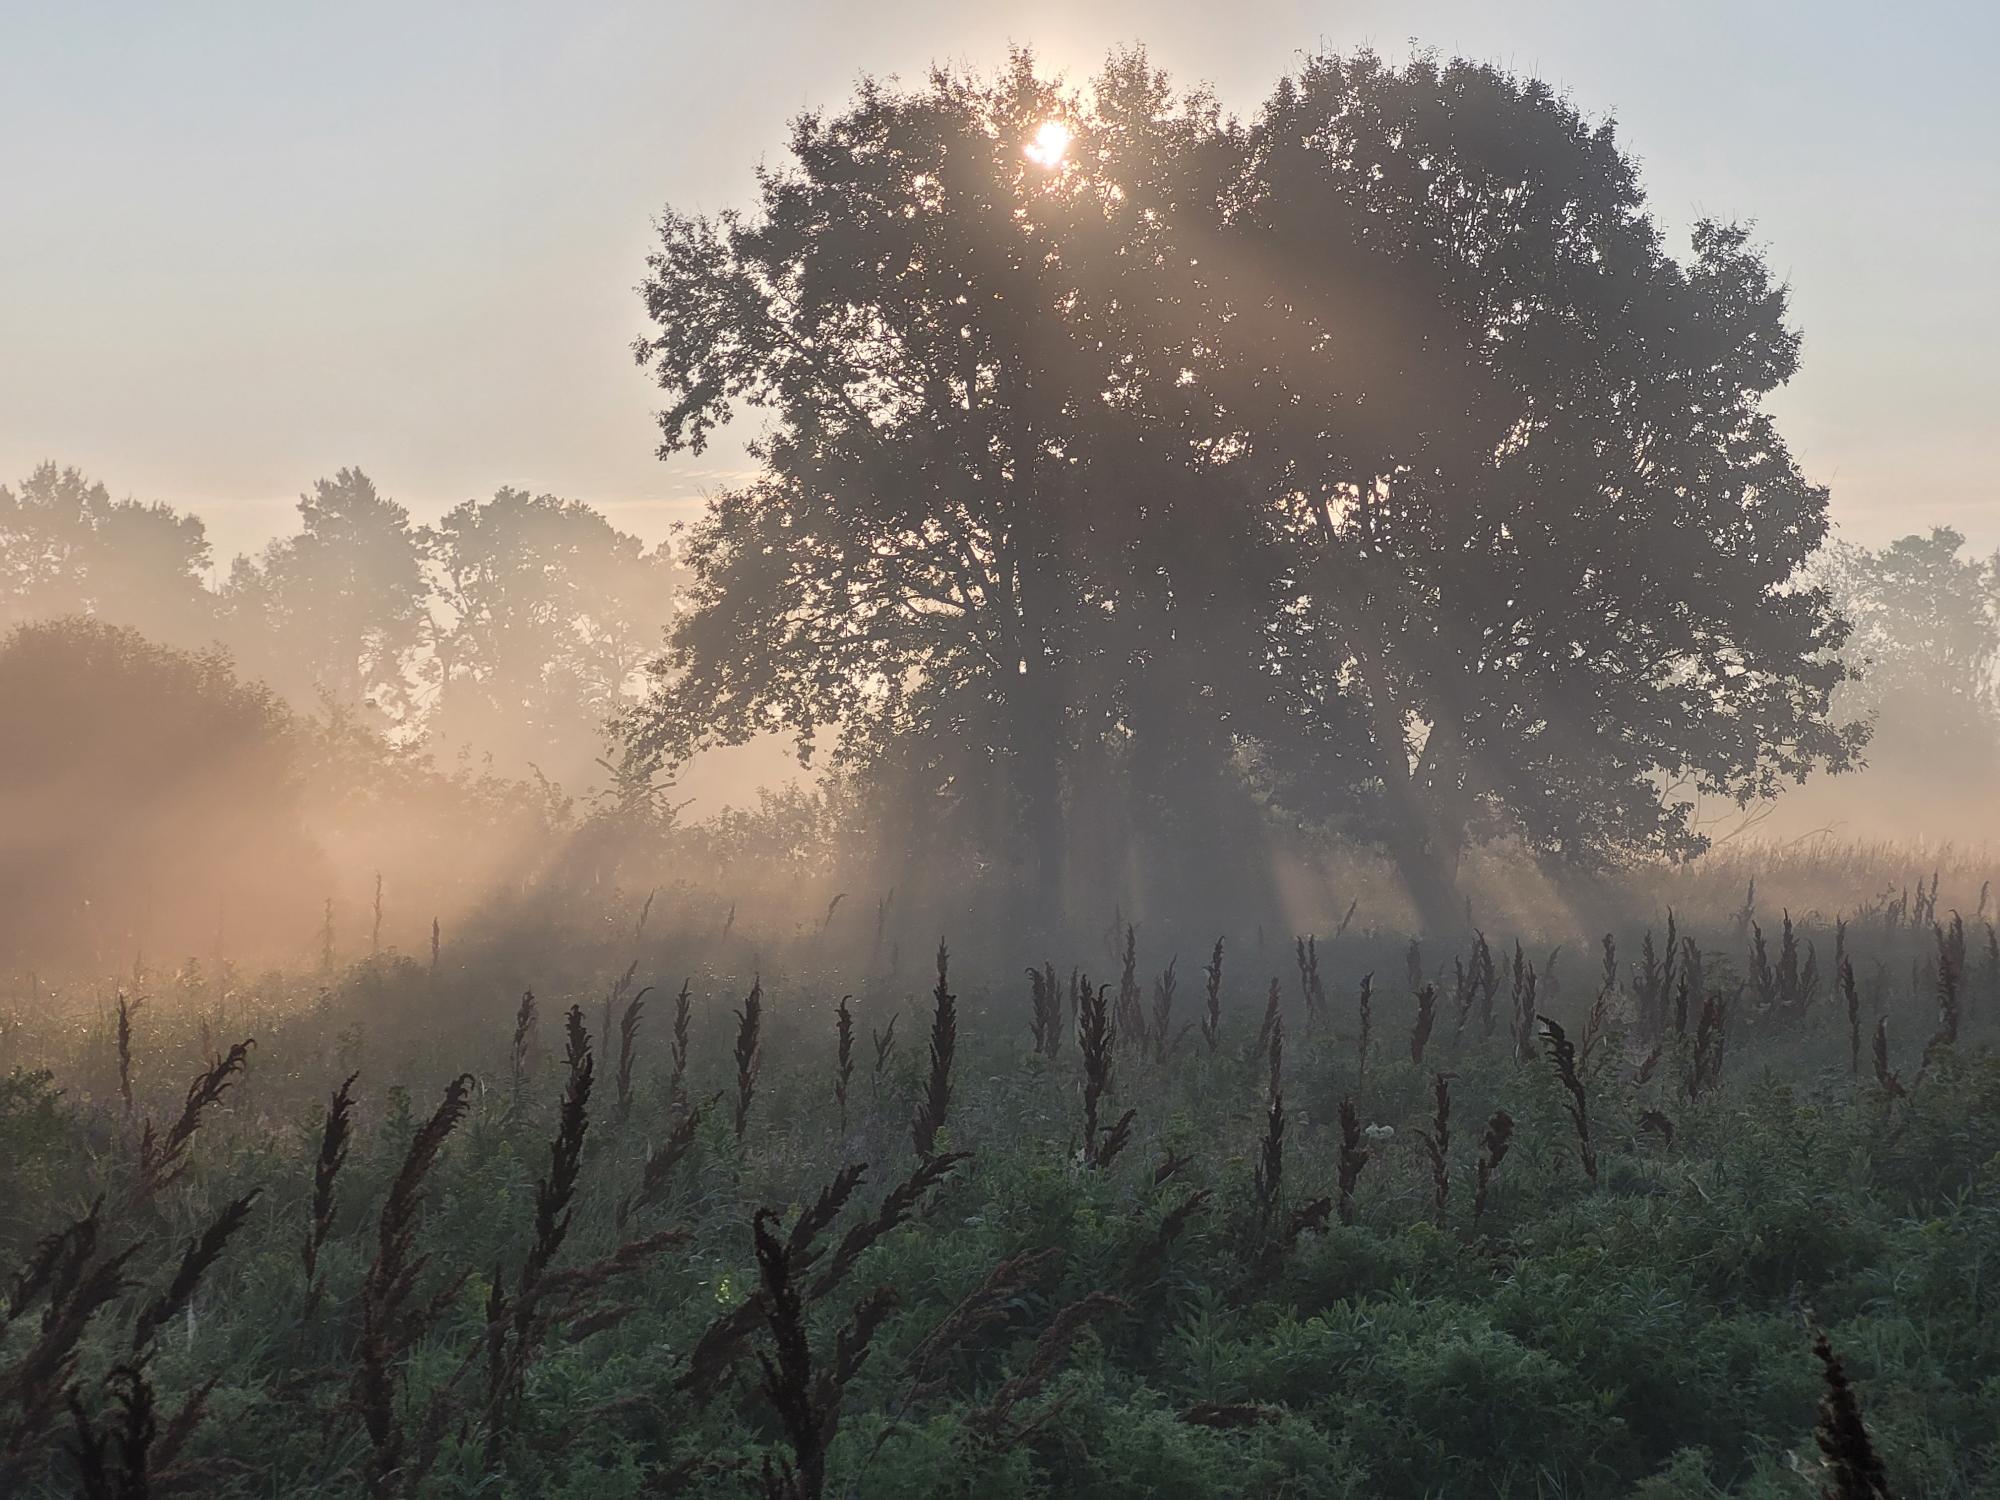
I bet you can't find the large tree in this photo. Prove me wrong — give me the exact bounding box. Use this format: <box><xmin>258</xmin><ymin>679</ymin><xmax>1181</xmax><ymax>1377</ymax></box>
<box><xmin>628</xmin><ymin>53</ymin><xmax>1269</xmax><ymax>916</ymax></box>
<box><xmin>628</xmin><ymin>49</ymin><xmax>1862</xmax><ymax>928</ymax></box>
<box><xmin>1221</xmin><ymin>54</ymin><xmax>1864</xmax><ymax>927</ymax></box>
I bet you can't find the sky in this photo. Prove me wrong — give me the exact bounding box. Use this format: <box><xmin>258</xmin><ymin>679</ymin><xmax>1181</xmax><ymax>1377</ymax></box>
<box><xmin>3</xmin><ymin>0</ymin><xmax>1996</xmax><ymax>567</ymax></box>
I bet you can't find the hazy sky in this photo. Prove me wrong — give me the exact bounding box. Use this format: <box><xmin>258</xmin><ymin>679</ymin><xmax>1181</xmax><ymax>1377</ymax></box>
<box><xmin>4</xmin><ymin>0</ymin><xmax>1995</xmax><ymax>566</ymax></box>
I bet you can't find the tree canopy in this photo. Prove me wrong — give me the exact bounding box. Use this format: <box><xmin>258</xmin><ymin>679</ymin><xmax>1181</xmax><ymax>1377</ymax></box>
<box><xmin>1822</xmin><ymin>528</ymin><xmax>1999</xmax><ymax>732</ymax></box>
<box><xmin>223</xmin><ymin>467</ymin><xmax>429</xmax><ymax>724</ymax></box>
<box><xmin>0</xmin><ymin>462</ymin><xmax>214</xmax><ymax>647</ymax></box>
<box><xmin>424</xmin><ymin>486</ymin><xmax>682</xmax><ymax>787</ymax></box>
<box><xmin>628</xmin><ymin>48</ymin><xmax>1862</xmax><ymax>929</ymax></box>
<box><xmin>1225</xmin><ymin>55</ymin><xmax>1864</xmax><ymax>925</ymax></box>
<box><xmin>0</xmin><ymin>459</ymin><xmax>683</xmax><ymax>805</ymax></box>
<box><xmin>629</xmin><ymin>53</ymin><xmax>1264</xmax><ymax>913</ymax></box>
<box><xmin>1808</xmin><ymin>527</ymin><xmax>2000</xmax><ymax>803</ymax></box>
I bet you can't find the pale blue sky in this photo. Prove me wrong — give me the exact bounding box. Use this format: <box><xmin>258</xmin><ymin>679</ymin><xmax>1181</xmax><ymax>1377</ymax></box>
<box><xmin>3</xmin><ymin>0</ymin><xmax>1995</xmax><ymax>564</ymax></box>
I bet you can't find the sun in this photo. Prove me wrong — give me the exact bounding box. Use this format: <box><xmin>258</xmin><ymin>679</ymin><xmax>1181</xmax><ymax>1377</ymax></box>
<box><xmin>1023</xmin><ymin>119</ymin><xmax>1071</xmax><ymax>168</ymax></box>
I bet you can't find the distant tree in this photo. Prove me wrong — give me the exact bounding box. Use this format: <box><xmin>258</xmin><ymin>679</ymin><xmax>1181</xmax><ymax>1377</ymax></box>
<box><xmin>0</xmin><ymin>462</ymin><xmax>215</xmax><ymax>645</ymax></box>
<box><xmin>1820</xmin><ymin>529</ymin><xmax>1999</xmax><ymax>729</ymax></box>
<box><xmin>423</xmin><ymin>488</ymin><xmax>681</xmax><ymax>786</ymax></box>
<box><xmin>1811</xmin><ymin>528</ymin><xmax>2000</xmax><ymax>793</ymax></box>
<box><xmin>223</xmin><ymin>467</ymin><xmax>426</xmax><ymax>723</ymax></box>
<box><xmin>628</xmin><ymin>48</ymin><xmax>1864</xmax><ymax>929</ymax></box>
<box><xmin>0</xmin><ymin>618</ymin><xmax>324</xmax><ymax>970</ymax></box>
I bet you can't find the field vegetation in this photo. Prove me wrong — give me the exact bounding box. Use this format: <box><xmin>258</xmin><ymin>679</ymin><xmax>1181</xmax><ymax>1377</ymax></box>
<box><xmin>3</xmin><ymin>873</ymin><xmax>1996</xmax><ymax>1497</ymax></box>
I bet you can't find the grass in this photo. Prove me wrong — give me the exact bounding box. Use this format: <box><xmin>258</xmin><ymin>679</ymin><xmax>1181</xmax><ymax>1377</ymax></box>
<box><xmin>1</xmin><ymin>878</ymin><xmax>1998</xmax><ymax>1496</ymax></box>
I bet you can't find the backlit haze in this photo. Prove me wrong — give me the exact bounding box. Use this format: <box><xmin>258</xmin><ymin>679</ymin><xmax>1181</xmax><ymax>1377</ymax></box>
<box><xmin>4</xmin><ymin>0</ymin><xmax>1996</xmax><ymax>565</ymax></box>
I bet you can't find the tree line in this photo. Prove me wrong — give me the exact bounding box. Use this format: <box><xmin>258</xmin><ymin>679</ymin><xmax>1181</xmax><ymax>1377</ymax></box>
<box><xmin>0</xmin><ymin>462</ymin><xmax>682</xmax><ymax>791</ymax></box>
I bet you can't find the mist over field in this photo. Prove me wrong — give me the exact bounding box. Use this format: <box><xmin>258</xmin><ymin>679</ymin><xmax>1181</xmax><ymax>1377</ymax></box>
<box><xmin>3</xmin><ymin>15</ymin><xmax>1998</xmax><ymax>1500</ymax></box>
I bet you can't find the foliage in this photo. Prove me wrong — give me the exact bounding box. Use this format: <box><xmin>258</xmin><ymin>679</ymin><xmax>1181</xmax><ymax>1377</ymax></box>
<box><xmin>0</xmin><ymin>461</ymin><xmax>686</xmax><ymax>806</ymax></box>
<box><xmin>423</xmin><ymin>487</ymin><xmax>683</xmax><ymax>788</ymax></box>
<box><xmin>628</xmin><ymin>48</ymin><xmax>1864</xmax><ymax>930</ymax></box>
<box><xmin>223</xmin><ymin>467</ymin><xmax>430</xmax><ymax>726</ymax></box>
<box><xmin>1</xmin><ymin>883</ymin><xmax>1994</xmax><ymax>1497</ymax></box>
<box><xmin>0</xmin><ymin>462</ymin><xmax>213</xmax><ymax>647</ymax></box>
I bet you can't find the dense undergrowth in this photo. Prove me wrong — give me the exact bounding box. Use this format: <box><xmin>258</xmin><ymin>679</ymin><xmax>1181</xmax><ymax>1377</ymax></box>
<box><xmin>2</xmin><ymin>895</ymin><xmax>1997</xmax><ymax>1498</ymax></box>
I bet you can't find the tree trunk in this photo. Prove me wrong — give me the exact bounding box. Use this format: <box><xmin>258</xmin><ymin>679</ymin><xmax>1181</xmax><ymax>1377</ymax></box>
<box><xmin>1385</xmin><ymin>827</ymin><xmax>1464</xmax><ymax>938</ymax></box>
<box><xmin>1006</xmin><ymin>470</ymin><xmax>1066</xmax><ymax>934</ymax></box>
<box><xmin>1348</xmin><ymin>641</ymin><xmax>1465</xmax><ymax>937</ymax></box>
<box><xmin>1012</xmin><ymin>674</ymin><xmax>1067</xmax><ymax>934</ymax></box>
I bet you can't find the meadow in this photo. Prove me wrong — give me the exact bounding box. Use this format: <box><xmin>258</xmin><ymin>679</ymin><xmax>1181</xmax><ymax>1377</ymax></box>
<box><xmin>2</xmin><ymin>857</ymin><xmax>1996</xmax><ymax>1499</ymax></box>
<box><xmin>8</xmin><ymin>23</ymin><xmax>1998</xmax><ymax>1500</ymax></box>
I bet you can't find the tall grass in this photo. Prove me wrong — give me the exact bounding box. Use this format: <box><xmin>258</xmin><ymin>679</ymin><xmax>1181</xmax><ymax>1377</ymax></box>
<box><xmin>833</xmin><ymin>995</ymin><xmax>855</xmax><ymax>1132</ymax></box>
<box><xmin>1200</xmin><ymin>938</ymin><xmax>1224</xmax><ymax>1056</ymax></box>
<box><xmin>911</xmin><ymin>943</ymin><xmax>956</xmax><ymax>1159</ymax></box>
<box><xmin>733</xmin><ymin>979</ymin><xmax>764</xmax><ymax>1140</ymax></box>
<box><xmin>1076</xmin><ymin>977</ymin><xmax>1132</xmax><ymax>1170</ymax></box>
<box><xmin>355</xmin><ymin>1073</ymin><xmax>475</xmax><ymax>1494</ymax></box>
<box><xmin>8</xmin><ymin>857</ymin><xmax>1992</xmax><ymax>1495</ymax></box>
<box><xmin>301</xmin><ymin>1071</ymin><xmax>356</xmax><ymax>1319</ymax></box>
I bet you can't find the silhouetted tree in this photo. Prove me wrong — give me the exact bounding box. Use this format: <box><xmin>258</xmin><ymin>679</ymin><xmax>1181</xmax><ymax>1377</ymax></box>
<box><xmin>1225</xmin><ymin>53</ymin><xmax>1864</xmax><ymax>927</ymax></box>
<box><xmin>1793</xmin><ymin>527</ymin><xmax>2000</xmax><ymax>817</ymax></box>
<box><xmin>626</xmin><ymin>52</ymin><xmax>1273</xmax><ymax>919</ymax></box>
<box><xmin>633</xmin><ymin>47</ymin><xmax>1862</xmax><ymax>928</ymax></box>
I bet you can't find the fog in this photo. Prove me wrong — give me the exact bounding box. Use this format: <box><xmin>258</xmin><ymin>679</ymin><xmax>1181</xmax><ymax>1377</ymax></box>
<box><xmin>4</xmin><ymin>459</ymin><xmax>1994</xmax><ymax>987</ymax></box>
<box><xmin>7</xmin><ymin>38</ymin><xmax>2000</xmax><ymax>1499</ymax></box>
<box><xmin>3</xmin><ymin>49</ymin><xmax>1997</xmax><ymax>992</ymax></box>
